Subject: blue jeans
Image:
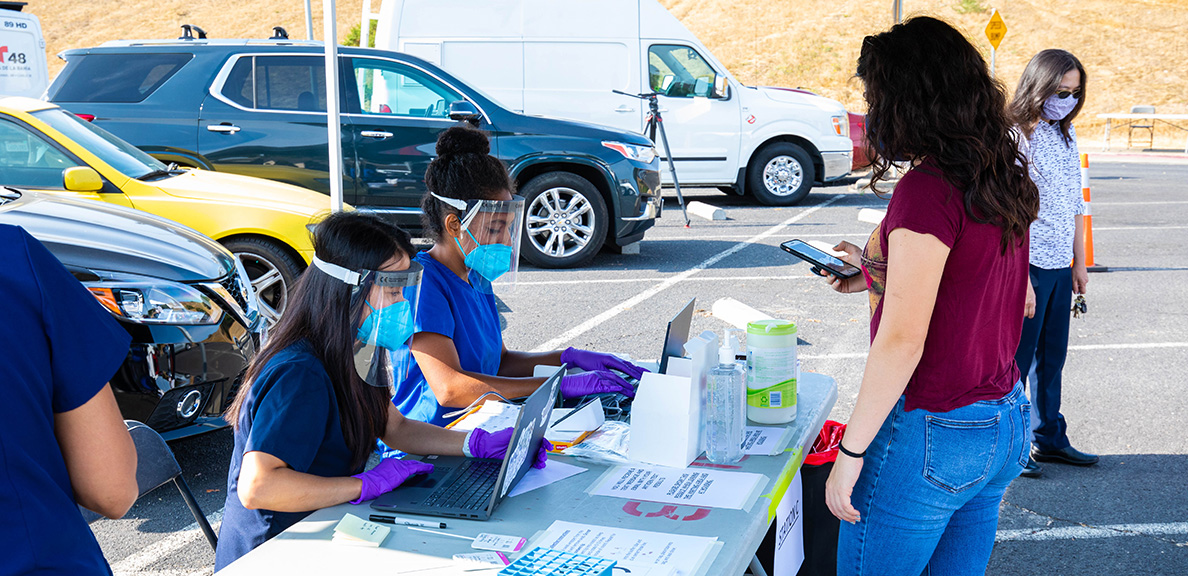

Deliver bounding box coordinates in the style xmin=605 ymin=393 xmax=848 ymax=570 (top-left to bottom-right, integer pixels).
xmin=838 ymin=382 xmax=1030 ymax=575
xmin=1015 ymin=265 xmax=1073 ymax=451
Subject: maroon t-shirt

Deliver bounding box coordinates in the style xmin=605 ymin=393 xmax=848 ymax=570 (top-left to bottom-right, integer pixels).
xmin=860 ymin=161 xmax=1028 ymax=412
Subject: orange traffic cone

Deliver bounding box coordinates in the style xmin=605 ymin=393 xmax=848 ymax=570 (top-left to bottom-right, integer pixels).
xmin=1080 ymin=153 xmax=1107 ymax=272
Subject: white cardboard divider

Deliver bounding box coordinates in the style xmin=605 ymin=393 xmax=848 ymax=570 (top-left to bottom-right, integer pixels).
xmin=628 ymin=371 xmax=700 ymax=468
xmin=628 ymin=330 xmax=719 ymax=468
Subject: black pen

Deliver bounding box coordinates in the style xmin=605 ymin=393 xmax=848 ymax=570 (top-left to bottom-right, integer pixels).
xmin=369 ymin=515 xmax=446 ymax=529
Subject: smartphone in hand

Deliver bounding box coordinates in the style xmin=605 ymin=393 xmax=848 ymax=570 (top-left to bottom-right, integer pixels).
xmin=780 ymin=239 xmax=861 ymax=279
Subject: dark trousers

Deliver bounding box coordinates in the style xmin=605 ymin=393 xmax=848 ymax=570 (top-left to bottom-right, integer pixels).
xmin=1014 ymin=265 xmax=1073 ymax=451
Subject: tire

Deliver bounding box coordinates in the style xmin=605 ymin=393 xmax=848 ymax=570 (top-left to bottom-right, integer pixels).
xmin=221 ymin=237 xmax=304 ymax=329
xmin=747 ymin=142 xmax=815 ymax=206
xmin=519 ymin=172 xmax=609 ymax=269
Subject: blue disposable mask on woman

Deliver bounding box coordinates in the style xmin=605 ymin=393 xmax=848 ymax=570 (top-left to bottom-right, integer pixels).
xmin=455 ymin=230 xmax=513 ymax=282
xmin=357 ymin=300 xmax=415 ymax=350
xmin=1043 ymin=94 xmax=1078 ymax=121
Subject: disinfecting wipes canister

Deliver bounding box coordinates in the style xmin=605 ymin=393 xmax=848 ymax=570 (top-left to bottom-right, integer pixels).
xmin=746 ymin=319 xmax=798 ymax=424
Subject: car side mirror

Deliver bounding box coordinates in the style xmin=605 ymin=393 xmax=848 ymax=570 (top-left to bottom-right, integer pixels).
xmin=712 ymin=74 xmax=730 ymax=99
xmin=63 ymin=167 xmax=104 ymax=192
xmin=448 ymin=101 xmax=482 ymax=126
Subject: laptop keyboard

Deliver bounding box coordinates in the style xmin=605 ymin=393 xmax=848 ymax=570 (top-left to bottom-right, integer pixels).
xmin=421 ymin=459 xmax=501 ymax=510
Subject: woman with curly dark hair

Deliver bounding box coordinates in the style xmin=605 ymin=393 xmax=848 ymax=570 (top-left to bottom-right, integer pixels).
xmin=819 ymin=17 xmax=1039 ymax=574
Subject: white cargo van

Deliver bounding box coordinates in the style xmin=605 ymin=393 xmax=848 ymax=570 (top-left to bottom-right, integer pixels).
xmin=367 ymin=0 xmax=853 ymax=205
xmin=0 ymin=2 xmax=47 ymax=99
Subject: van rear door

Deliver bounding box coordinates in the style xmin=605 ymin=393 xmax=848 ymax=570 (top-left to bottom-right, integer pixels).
xmin=0 ymin=8 xmax=47 ymax=98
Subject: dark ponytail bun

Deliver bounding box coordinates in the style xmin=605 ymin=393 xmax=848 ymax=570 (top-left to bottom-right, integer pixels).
xmin=421 ymin=124 xmax=515 ymax=241
xmin=436 ymin=124 xmax=490 ymax=156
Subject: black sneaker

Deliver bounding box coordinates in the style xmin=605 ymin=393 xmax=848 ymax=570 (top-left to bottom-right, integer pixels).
xmin=1020 ymin=457 xmax=1043 ymax=478
xmin=1032 ymin=446 xmax=1099 ymax=466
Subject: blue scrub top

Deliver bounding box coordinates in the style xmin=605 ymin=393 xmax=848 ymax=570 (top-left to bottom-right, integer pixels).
xmin=214 ymin=341 xmax=356 ymax=571
xmin=392 ymin=252 xmax=503 ymax=426
xmin=0 ymin=225 xmax=131 ymax=575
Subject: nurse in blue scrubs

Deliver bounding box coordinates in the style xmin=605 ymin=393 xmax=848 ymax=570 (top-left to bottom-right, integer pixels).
xmin=215 ymin=212 xmax=545 ymax=570
xmin=393 ymin=125 xmax=649 ymax=428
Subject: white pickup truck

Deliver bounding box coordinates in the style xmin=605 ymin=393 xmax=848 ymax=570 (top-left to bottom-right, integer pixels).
xmin=366 ymin=0 xmax=853 ymax=205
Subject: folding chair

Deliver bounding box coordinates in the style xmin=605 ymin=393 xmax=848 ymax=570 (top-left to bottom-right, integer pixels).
xmin=1128 ymin=105 xmax=1155 ymax=149
xmin=79 ymin=420 xmax=218 ymax=551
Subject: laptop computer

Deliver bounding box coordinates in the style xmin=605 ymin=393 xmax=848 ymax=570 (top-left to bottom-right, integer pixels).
xmin=659 ymin=297 xmax=696 ymax=374
xmin=370 ymin=367 xmax=562 ymax=520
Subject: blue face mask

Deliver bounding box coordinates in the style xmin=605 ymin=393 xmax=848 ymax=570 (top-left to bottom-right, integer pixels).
xmin=1043 ymin=94 xmax=1078 ymax=121
xmin=357 ymin=299 xmax=415 ymax=350
xmin=456 ymin=230 xmax=513 ymax=282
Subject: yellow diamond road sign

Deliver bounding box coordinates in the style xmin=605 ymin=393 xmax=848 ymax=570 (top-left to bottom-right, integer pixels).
xmin=985 ymin=9 xmax=1007 ymax=50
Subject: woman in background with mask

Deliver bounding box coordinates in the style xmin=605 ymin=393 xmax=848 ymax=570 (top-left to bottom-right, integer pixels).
xmin=215 ymin=212 xmax=545 ymax=570
xmin=1010 ymin=49 xmax=1098 ymax=477
xmin=393 ymin=125 xmax=647 ymax=428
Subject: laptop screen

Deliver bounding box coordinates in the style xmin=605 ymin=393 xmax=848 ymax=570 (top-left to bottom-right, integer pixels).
xmin=486 ymin=366 xmax=563 ymax=509
xmin=660 ymin=298 xmax=696 ymax=374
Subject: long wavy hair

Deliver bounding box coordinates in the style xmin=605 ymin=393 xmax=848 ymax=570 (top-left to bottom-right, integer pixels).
xmin=224 ymin=212 xmax=416 ymax=471
xmin=1010 ymin=49 xmax=1086 ymax=143
xmin=858 ymin=16 xmax=1038 ymax=251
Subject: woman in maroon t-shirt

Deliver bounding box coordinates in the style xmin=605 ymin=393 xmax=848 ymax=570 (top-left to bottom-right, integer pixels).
xmin=820 ymin=17 xmax=1040 ymax=575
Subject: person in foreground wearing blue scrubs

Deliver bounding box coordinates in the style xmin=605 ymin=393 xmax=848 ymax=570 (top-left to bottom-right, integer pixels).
xmin=393 ymin=125 xmax=649 ymax=427
xmin=215 ymin=212 xmax=547 ymax=570
xmin=0 ymin=224 xmax=138 ymax=575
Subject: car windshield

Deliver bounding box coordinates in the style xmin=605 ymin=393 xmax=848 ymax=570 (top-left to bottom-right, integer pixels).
xmin=31 ymin=108 xmax=167 ymax=179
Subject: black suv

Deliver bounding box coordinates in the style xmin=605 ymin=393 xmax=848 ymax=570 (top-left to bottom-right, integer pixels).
xmin=0 ymin=188 xmax=259 ymax=440
xmin=47 ymin=36 xmax=663 ymax=268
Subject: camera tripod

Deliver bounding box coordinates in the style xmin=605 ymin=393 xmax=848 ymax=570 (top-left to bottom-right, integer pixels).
xmin=613 ymin=90 xmax=690 ymax=226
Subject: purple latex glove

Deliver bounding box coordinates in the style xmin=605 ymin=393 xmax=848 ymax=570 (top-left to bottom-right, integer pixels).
xmin=560 ymin=370 xmax=636 ymax=399
xmin=560 ymin=347 xmax=649 ymax=380
xmin=350 ymin=457 xmax=435 ymax=504
xmin=466 ymin=428 xmax=552 ymax=469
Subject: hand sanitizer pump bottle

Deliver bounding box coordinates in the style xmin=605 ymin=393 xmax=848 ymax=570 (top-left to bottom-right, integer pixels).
xmin=706 ymin=330 xmax=745 ymax=464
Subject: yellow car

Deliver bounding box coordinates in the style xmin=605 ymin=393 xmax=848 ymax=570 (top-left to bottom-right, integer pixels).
xmin=0 ymin=96 xmax=335 ymax=325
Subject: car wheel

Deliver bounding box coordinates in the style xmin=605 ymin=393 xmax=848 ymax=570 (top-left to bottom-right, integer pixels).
xmin=520 ymin=172 xmax=609 ymax=269
xmin=222 ymin=237 xmax=303 ymax=329
xmin=747 ymin=142 xmax=815 ymax=206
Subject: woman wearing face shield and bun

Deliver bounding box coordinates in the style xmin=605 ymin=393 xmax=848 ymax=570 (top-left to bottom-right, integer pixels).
xmin=1010 ymin=49 xmax=1098 ymax=477
xmin=214 ymin=212 xmax=547 ymax=571
xmin=393 ymin=124 xmax=648 ymax=428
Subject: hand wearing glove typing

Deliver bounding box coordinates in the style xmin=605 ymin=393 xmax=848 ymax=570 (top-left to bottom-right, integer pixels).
xmin=560 ymin=347 xmax=649 ymax=380
xmin=465 ymin=427 xmax=551 ymax=469
xmin=350 ymin=457 xmax=435 ymax=504
xmin=560 ymin=370 xmax=635 ymax=399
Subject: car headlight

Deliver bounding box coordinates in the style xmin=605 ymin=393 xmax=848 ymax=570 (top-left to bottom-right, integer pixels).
xmin=831 ymin=115 xmax=849 ymax=138
xmin=603 ymin=141 xmax=658 ymax=164
xmin=87 ymin=280 xmax=223 ymax=325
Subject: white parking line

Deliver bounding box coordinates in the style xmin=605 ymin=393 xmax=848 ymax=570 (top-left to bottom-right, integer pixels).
xmin=643 ymin=232 xmax=873 ymax=241
xmin=530 ymin=195 xmax=845 ymax=352
xmin=995 ymin=521 xmax=1188 ymax=542
xmin=802 ymin=342 xmax=1188 ymax=362
xmin=1092 ymin=225 xmax=1188 ymax=231
xmin=1094 ymin=200 xmax=1188 ymax=206
xmin=519 ymin=275 xmax=818 ymax=287
xmin=110 ymin=509 xmax=222 ymax=576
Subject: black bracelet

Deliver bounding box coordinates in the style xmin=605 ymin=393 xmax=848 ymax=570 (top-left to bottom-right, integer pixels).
xmin=838 ymin=442 xmax=866 ymax=459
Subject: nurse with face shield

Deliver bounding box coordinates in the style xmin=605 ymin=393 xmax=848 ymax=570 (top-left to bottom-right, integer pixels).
xmin=392 ymin=125 xmax=648 ymax=428
xmin=215 ymin=213 xmax=546 ymax=570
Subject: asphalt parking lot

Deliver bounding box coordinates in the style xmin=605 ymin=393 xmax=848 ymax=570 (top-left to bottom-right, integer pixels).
xmin=93 ymin=158 xmax=1188 ymax=575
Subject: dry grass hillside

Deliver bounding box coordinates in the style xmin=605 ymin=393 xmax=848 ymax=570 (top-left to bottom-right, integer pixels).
xmin=30 ymin=0 xmax=1188 ymax=148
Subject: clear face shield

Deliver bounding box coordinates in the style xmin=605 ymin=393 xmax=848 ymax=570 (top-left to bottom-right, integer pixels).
xmin=311 ymin=256 xmax=423 ymax=389
xmin=432 ymin=192 xmax=524 ymax=294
